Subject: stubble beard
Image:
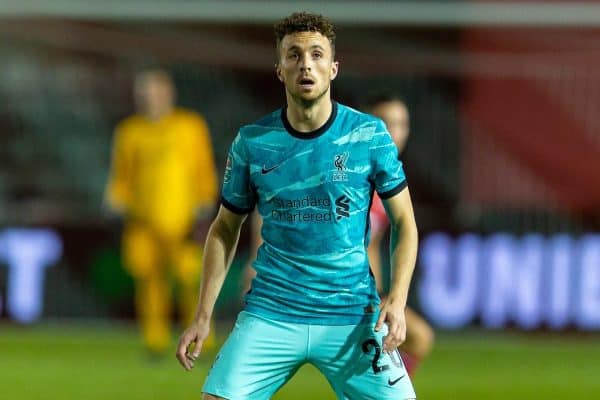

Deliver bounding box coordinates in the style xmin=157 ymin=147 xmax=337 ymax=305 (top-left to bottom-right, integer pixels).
xmin=288 ymin=81 xmax=331 ymax=109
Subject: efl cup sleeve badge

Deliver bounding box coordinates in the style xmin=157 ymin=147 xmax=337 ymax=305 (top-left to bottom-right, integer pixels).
xmin=223 ymin=154 xmax=232 ymax=183
xmin=332 ymin=152 xmax=349 ymax=182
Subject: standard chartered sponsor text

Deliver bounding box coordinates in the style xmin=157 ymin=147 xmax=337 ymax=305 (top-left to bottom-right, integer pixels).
xmin=271 ymin=195 xmax=333 ymax=223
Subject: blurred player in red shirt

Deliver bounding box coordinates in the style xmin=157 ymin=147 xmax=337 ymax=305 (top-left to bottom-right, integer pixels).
xmin=366 ymin=91 xmax=434 ymax=375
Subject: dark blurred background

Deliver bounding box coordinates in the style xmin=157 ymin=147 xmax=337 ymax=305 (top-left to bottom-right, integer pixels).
xmin=1 ymin=0 xmax=599 ymax=331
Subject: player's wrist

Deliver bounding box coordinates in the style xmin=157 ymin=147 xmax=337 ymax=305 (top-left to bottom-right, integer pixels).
xmin=386 ymin=289 xmax=407 ymax=306
xmin=193 ymin=310 xmax=212 ymax=324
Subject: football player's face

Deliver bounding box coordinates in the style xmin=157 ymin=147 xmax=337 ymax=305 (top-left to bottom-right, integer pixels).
xmin=135 ymin=72 xmax=174 ymax=118
xmin=276 ymin=31 xmax=338 ymax=105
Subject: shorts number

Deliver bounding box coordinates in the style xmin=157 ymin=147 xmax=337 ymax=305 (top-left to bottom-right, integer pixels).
xmin=361 ymin=338 xmax=390 ymax=374
xmin=389 ymin=348 xmax=404 ymax=368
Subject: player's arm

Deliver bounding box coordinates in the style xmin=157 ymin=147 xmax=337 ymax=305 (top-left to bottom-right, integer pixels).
xmin=176 ymin=205 xmax=247 ymax=370
xmin=192 ymin=115 xmax=219 ymax=211
xmin=104 ymin=125 xmax=133 ymax=214
xmin=375 ymin=187 xmax=418 ymax=352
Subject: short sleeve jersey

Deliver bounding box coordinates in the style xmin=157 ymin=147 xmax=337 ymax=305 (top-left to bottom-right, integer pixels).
xmin=222 ymin=102 xmax=406 ymax=324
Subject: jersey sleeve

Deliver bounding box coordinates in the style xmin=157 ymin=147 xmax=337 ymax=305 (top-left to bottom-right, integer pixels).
xmin=370 ymin=120 xmax=407 ymax=199
xmin=221 ymin=132 xmax=256 ymax=214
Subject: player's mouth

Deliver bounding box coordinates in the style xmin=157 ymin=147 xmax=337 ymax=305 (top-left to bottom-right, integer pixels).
xmin=298 ymin=77 xmax=316 ymax=90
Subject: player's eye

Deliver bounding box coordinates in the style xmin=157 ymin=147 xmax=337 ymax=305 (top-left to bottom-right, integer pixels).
xmin=313 ymin=52 xmax=323 ymax=59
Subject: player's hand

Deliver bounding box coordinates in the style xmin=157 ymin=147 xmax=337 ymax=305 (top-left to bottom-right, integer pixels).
xmin=375 ymin=296 xmax=407 ymax=353
xmin=176 ymin=320 xmax=210 ymax=371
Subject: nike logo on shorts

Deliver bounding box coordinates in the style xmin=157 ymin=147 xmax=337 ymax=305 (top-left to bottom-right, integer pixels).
xmin=388 ymin=374 xmax=405 ymax=386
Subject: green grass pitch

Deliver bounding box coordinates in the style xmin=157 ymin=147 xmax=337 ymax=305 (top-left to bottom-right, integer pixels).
xmin=1 ymin=322 xmax=598 ymax=399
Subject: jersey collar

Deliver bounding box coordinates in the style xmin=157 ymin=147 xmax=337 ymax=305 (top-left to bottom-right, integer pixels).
xmin=281 ymin=101 xmax=338 ymax=140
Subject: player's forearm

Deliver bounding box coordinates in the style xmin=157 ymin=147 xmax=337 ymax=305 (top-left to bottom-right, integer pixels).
xmin=388 ymin=218 xmax=418 ymax=307
xmin=193 ymin=218 xmax=242 ymax=322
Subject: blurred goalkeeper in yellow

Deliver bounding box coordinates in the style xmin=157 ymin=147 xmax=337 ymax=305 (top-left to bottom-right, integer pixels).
xmin=105 ymin=69 xmax=218 ymax=356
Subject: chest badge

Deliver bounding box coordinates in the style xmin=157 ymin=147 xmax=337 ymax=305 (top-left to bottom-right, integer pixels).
xmin=333 ymin=152 xmax=349 ymax=182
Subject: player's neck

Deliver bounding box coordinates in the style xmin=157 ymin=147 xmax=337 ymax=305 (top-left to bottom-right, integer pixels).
xmin=143 ymin=105 xmax=174 ymax=121
xmin=285 ymin=95 xmax=333 ymax=133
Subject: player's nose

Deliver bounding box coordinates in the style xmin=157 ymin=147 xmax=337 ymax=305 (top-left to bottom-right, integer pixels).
xmin=299 ymin=55 xmax=313 ymax=70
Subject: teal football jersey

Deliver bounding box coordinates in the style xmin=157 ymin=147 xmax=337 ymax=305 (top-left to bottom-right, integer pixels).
xmin=222 ymin=102 xmax=407 ymax=324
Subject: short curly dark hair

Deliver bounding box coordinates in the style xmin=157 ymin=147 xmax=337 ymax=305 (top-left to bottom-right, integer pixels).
xmin=274 ymin=12 xmax=336 ymax=59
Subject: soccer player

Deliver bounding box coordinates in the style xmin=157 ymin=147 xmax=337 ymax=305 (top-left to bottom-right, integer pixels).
xmin=243 ymin=92 xmax=434 ymax=373
xmin=176 ymin=12 xmax=418 ymax=400
xmin=105 ymin=69 xmax=218 ymax=356
xmin=365 ymin=92 xmax=435 ymax=375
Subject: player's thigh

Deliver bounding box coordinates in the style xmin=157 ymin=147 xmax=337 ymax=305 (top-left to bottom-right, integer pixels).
xmin=122 ymin=223 xmax=161 ymax=278
xmin=311 ymin=323 xmax=416 ymax=400
xmin=202 ymin=311 xmax=306 ymax=400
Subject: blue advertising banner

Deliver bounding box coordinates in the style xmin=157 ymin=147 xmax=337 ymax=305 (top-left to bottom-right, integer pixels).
xmin=419 ymin=233 xmax=600 ymax=330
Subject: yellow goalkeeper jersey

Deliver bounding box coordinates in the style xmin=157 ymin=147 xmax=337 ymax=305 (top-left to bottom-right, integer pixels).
xmin=106 ymin=108 xmax=218 ymax=237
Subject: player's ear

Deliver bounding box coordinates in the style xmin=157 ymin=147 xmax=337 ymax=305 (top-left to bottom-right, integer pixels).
xmin=275 ymin=63 xmax=284 ymax=82
xmin=330 ymin=61 xmax=339 ymax=81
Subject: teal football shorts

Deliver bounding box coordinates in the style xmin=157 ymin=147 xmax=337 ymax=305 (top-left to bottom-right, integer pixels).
xmin=202 ymin=311 xmax=416 ymax=399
